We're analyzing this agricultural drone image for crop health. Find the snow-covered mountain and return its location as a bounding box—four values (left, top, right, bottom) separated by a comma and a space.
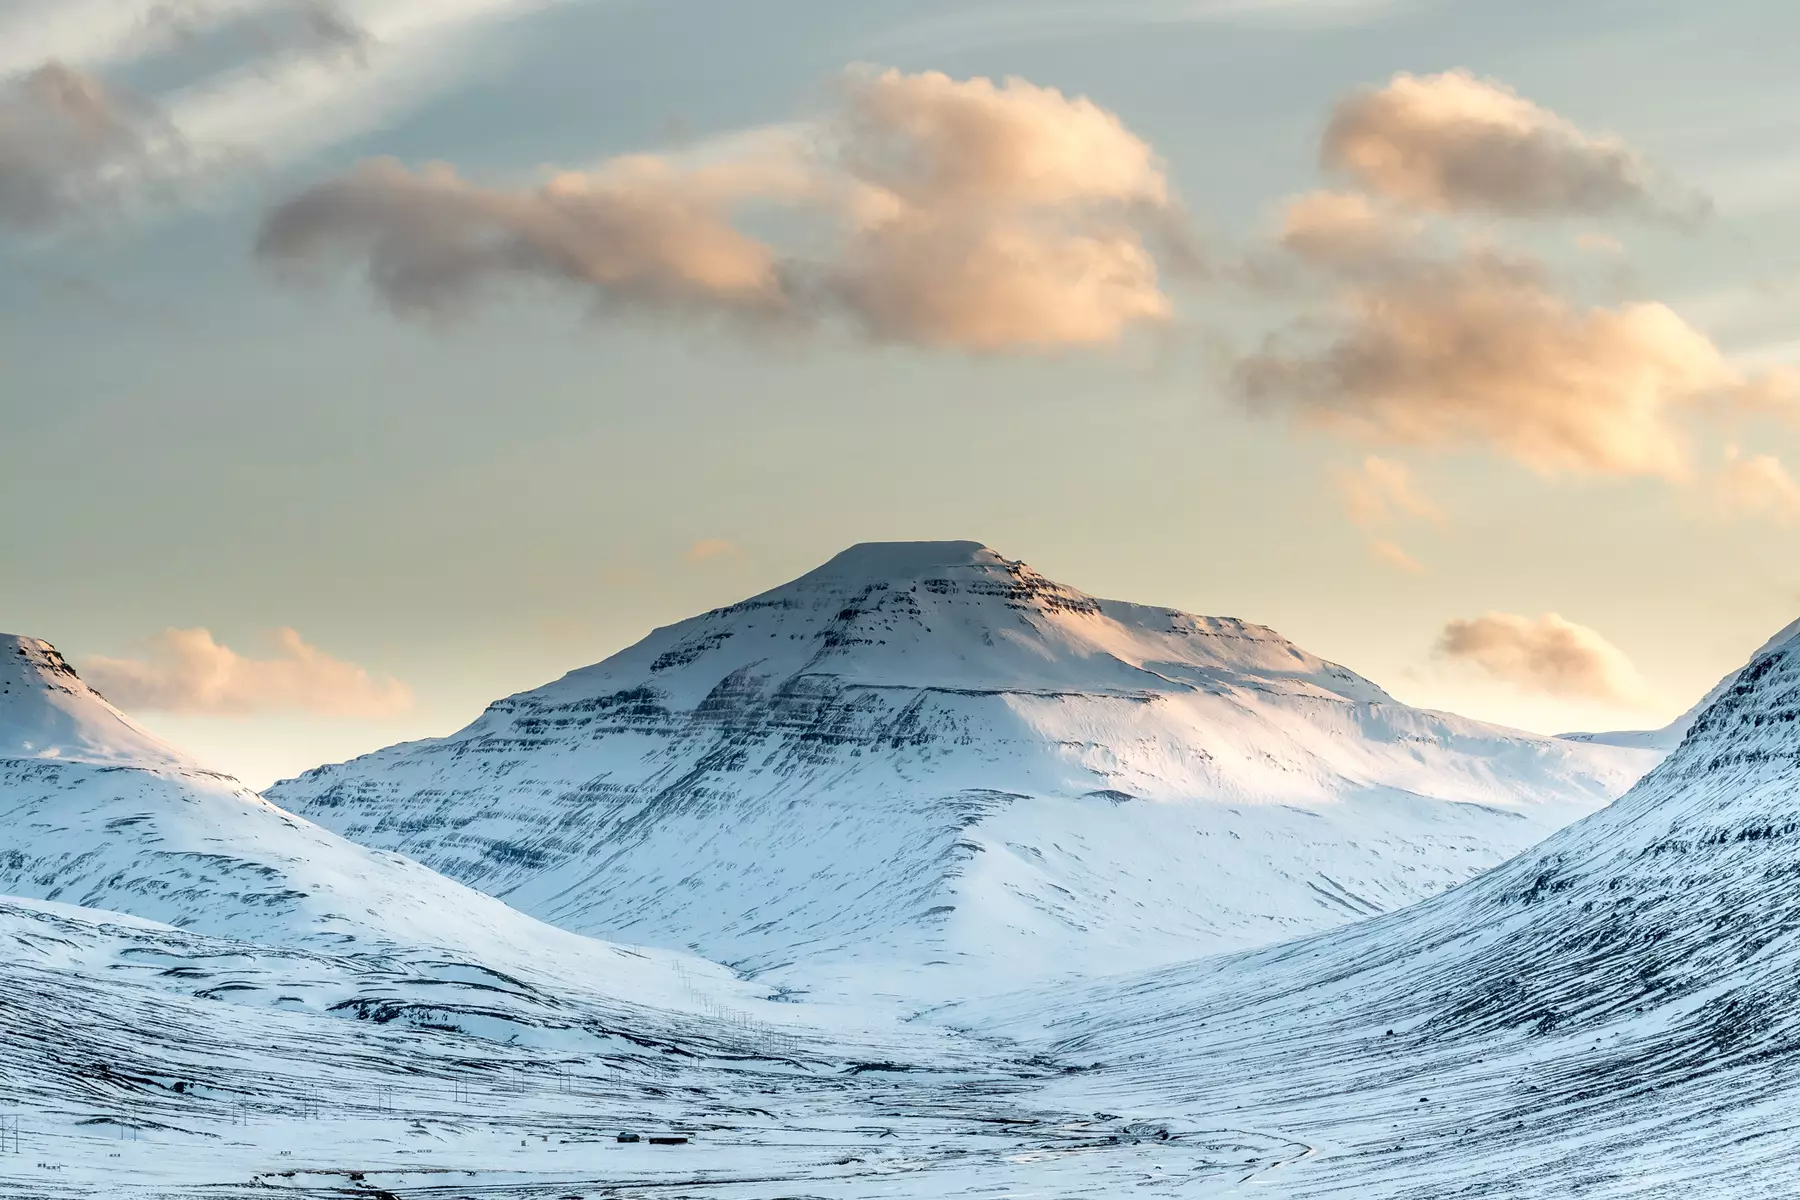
967, 616, 1800, 1196
1562, 615, 1800, 751
268, 541, 1658, 1002
0, 632, 770, 1024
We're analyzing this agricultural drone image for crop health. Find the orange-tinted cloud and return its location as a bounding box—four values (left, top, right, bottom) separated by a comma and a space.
1333, 455, 1440, 527
1715, 448, 1800, 523
1321, 69, 1704, 221
84, 628, 412, 717
257, 66, 1190, 351
1278, 191, 1416, 269
1241, 250, 1788, 479
1435, 612, 1655, 706
823, 66, 1180, 349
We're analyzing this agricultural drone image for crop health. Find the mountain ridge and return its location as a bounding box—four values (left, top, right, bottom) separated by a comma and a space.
267, 541, 1660, 1003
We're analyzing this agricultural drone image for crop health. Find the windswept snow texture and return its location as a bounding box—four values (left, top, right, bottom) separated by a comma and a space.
0, 633, 768, 1023
269, 542, 1658, 1001
965, 618, 1800, 1197
2, 895, 1139, 1200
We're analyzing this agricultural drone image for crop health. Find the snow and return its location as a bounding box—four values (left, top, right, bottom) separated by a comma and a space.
0, 632, 842, 1038
268, 541, 1660, 1004
1, 583, 1792, 1196
0, 635, 184, 767
949, 616, 1800, 1196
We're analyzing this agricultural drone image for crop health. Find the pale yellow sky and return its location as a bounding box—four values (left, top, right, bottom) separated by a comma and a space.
5, 0, 1800, 787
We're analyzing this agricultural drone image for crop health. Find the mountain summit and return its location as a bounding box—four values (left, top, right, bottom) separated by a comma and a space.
269, 542, 1658, 1001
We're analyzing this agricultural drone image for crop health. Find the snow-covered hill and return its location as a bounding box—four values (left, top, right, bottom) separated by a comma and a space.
267, 542, 1658, 1002
0, 633, 776, 1026
965, 616, 1800, 1196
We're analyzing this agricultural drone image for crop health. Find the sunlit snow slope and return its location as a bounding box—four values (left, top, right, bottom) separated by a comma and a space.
269, 543, 1658, 1000
0, 633, 761, 1018
969, 618, 1800, 1197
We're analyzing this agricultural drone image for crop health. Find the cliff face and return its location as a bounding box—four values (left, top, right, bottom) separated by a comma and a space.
269, 542, 1658, 1000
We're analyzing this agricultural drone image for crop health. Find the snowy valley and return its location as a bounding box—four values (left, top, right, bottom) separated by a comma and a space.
4, 546, 1787, 1199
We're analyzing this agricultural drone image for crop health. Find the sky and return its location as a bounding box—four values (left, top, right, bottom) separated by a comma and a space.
5, 0, 1800, 787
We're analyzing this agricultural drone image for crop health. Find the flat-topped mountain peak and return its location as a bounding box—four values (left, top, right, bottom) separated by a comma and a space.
270, 544, 1658, 1003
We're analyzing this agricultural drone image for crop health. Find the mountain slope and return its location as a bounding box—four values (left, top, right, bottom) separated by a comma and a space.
1561, 615, 1800, 751
966, 616, 1800, 1197
0, 633, 777, 1027
268, 542, 1659, 1001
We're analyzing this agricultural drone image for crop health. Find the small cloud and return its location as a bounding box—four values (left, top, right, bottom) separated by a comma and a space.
1435, 611, 1656, 707
83, 628, 411, 717
1715, 447, 1800, 523
1278, 190, 1417, 269
1332, 455, 1441, 527
1367, 538, 1425, 573
685, 538, 738, 562
1321, 69, 1705, 221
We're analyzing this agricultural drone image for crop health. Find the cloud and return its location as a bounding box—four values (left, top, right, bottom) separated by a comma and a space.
1278, 190, 1416, 268
1321, 69, 1704, 221
821, 66, 1182, 349
257, 65, 1190, 351
685, 537, 737, 562
1367, 538, 1424, 573
163, 0, 571, 165
1435, 612, 1655, 706
1240, 248, 1793, 479
0, 61, 183, 231
256, 154, 791, 320
1715, 447, 1800, 523
1333, 456, 1436, 572
139, 1, 370, 64
84, 627, 412, 717
0, 0, 573, 216
1332, 454, 1440, 526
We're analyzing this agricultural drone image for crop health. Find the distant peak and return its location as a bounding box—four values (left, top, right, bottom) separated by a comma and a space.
804, 540, 1013, 580
0, 633, 187, 770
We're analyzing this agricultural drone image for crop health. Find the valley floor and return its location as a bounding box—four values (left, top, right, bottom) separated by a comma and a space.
0, 955, 1307, 1200
11, 952, 1796, 1200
